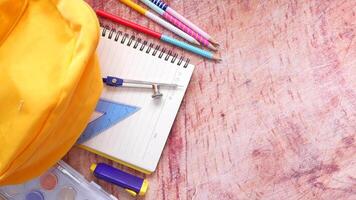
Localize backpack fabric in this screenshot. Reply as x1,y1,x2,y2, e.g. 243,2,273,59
0,0,102,184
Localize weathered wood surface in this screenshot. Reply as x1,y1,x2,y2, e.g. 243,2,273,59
65,0,356,199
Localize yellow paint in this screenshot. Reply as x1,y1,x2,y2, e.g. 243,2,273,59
119,0,147,15
77,145,152,174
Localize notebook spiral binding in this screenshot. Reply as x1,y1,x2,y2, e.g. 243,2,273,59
101,26,190,68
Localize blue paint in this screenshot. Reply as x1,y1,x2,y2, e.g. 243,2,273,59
161,35,213,59
25,190,44,200
77,99,139,144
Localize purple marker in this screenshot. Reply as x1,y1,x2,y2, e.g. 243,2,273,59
90,163,148,196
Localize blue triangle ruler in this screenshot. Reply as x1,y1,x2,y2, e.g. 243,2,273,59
77,99,140,144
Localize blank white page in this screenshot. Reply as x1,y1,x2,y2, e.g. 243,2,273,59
81,28,194,173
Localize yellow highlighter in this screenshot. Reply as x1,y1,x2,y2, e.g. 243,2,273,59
90,163,148,196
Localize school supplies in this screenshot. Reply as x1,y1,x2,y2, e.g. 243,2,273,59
118,0,200,45
148,0,218,45
102,76,180,88
77,99,140,144
0,161,117,200
90,163,148,197
102,76,181,99
139,0,216,50
78,27,195,173
96,10,221,60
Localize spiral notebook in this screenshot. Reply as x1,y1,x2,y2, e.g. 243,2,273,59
79,27,194,173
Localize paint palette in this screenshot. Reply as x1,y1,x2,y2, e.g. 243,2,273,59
0,161,117,200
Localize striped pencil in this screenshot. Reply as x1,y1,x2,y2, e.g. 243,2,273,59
96,10,221,61
139,0,217,51
149,0,219,46
119,0,200,46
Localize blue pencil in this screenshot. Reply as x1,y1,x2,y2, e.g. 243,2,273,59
96,10,221,61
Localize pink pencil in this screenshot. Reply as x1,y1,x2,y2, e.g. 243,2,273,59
140,0,218,50
147,0,219,46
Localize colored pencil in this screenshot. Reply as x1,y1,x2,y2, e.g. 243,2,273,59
148,0,218,46
139,0,217,51
96,10,221,61
118,0,200,46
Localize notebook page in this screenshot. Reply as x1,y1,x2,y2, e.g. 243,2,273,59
81,29,194,172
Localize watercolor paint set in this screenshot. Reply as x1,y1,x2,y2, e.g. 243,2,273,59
0,161,117,200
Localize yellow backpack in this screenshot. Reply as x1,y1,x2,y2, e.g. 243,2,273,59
0,0,102,185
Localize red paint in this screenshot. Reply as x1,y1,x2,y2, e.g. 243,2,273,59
342,136,354,147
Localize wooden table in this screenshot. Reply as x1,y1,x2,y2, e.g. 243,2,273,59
65,0,356,199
